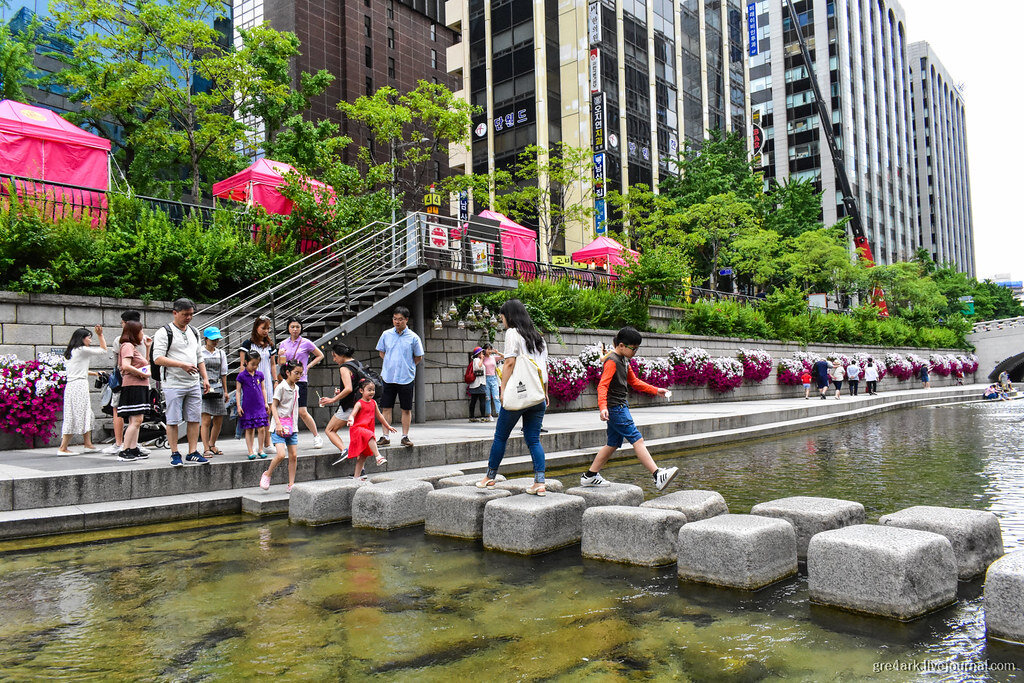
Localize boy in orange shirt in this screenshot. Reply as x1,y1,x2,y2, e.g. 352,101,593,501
579,327,679,491
801,370,813,399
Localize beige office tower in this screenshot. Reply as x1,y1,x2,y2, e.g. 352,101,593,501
445,0,750,260
908,41,975,276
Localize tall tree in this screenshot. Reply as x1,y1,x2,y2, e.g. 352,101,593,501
783,226,860,297
659,130,762,209
759,178,824,238
0,18,39,102
679,192,757,290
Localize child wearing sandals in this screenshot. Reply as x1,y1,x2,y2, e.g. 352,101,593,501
236,352,269,460
260,361,303,492
346,379,396,480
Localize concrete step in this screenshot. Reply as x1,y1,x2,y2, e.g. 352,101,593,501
241,490,290,516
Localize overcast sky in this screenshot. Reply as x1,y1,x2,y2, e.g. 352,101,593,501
896,0,1023,280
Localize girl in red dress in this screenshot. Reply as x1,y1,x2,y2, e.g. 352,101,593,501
347,379,396,479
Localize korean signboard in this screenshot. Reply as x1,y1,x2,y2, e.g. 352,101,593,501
747,3,758,56
589,48,600,93
592,92,605,152
593,151,605,199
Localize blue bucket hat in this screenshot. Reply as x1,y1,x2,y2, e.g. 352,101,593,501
203,326,223,340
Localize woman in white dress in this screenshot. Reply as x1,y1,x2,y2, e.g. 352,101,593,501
58,325,109,455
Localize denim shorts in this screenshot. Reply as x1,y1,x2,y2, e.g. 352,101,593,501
605,405,644,449
271,431,299,446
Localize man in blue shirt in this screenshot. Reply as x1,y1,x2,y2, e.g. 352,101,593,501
376,306,424,447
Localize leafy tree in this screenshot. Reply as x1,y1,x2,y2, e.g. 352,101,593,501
679,192,757,290
604,182,684,251
784,226,860,296
731,227,785,293
863,260,944,322
617,245,691,303
759,178,823,238
659,130,761,209
972,280,1024,321
0,18,39,102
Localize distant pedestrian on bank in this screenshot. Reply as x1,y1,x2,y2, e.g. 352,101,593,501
58,325,109,456
846,361,861,396
466,346,487,422
200,327,229,458
260,361,304,492
115,320,152,462
345,379,395,480
864,358,879,395
482,343,503,419
813,357,831,400
105,310,146,456
277,318,325,448
831,362,845,399
920,364,931,390
476,299,549,495
320,343,360,463
578,326,679,491
375,306,423,448
236,352,270,459
801,370,812,399
152,298,211,467
238,315,277,455
954,367,964,385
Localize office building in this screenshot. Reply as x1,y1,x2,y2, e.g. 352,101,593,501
748,0,918,266
908,41,974,276
446,0,750,258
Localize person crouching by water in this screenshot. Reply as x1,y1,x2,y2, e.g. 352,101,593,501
476,299,549,495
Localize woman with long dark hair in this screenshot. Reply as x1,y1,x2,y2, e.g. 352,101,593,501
476,299,549,495
58,325,109,456
238,315,277,455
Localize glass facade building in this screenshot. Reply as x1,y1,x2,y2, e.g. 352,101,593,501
447,0,750,257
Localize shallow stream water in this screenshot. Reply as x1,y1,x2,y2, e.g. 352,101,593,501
1,401,1023,681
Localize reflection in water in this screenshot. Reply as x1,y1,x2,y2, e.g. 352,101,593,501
1,403,1023,680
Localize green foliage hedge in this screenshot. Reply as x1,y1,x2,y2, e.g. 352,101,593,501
0,194,301,302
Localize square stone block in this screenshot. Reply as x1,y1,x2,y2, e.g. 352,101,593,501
425,486,512,539
640,490,729,521
565,483,644,508
807,524,957,620
677,514,798,590
289,479,369,526
582,506,688,566
352,480,434,530
483,493,587,555
241,491,289,516
493,477,563,494
436,474,506,489
984,550,1024,644
751,496,866,560
369,466,464,488
878,506,1004,580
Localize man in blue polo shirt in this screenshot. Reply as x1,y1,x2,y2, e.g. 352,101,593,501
376,306,424,447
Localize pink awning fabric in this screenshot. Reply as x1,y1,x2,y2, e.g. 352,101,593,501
571,236,639,273
477,209,538,264
0,100,110,190
213,158,334,216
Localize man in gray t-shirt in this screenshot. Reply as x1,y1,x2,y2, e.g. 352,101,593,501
152,298,211,467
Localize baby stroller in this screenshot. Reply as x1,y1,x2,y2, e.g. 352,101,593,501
139,387,169,450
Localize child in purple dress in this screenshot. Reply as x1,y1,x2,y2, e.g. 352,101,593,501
235,352,269,459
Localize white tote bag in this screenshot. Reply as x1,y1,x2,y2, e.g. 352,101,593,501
501,331,546,411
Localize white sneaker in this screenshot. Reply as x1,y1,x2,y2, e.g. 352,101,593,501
654,466,680,491
102,444,120,454
138,446,152,456
263,445,275,455
312,436,324,449
580,472,611,487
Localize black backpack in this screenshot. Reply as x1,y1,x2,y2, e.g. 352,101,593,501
341,360,384,409
150,323,199,383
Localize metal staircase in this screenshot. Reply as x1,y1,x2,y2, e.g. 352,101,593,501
196,212,519,366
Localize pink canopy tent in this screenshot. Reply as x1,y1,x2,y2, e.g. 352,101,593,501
213,159,335,252
476,209,538,266
0,100,111,225
571,236,639,275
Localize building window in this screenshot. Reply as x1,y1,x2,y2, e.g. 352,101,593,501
431,23,436,41
364,15,371,38
387,0,394,20
388,57,396,79
388,27,395,49
366,76,373,94
433,160,441,182
431,49,437,68
365,45,372,68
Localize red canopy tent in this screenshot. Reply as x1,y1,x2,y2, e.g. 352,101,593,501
571,236,639,275
213,159,335,252
0,100,111,225
476,210,538,266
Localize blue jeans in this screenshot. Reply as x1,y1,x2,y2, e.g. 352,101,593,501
485,375,500,416
487,400,546,482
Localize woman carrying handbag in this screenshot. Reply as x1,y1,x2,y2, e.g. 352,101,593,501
476,299,549,495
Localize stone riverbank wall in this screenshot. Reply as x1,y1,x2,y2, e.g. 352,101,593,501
0,291,973,447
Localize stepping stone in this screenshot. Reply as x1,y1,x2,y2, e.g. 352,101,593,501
241,491,289,516
984,550,1024,644
807,524,957,620
369,466,465,488
425,486,512,539
436,474,507,489
878,506,1004,580
483,493,586,555
582,506,687,566
677,514,797,590
751,496,865,560
641,490,729,521
289,479,369,526
352,480,434,530
493,478,564,494
565,483,644,509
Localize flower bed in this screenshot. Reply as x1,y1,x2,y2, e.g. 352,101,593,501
578,344,605,384
546,357,589,404
0,353,66,444
929,353,952,377
776,357,806,386
884,352,914,381
669,347,710,386
707,357,744,393
632,356,672,388
960,354,979,374
738,348,773,382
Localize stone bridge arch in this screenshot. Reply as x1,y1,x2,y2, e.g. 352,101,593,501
968,317,1024,382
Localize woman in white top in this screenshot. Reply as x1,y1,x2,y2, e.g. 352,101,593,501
863,359,879,395
830,362,845,399
58,325,109,455
476,299,549,495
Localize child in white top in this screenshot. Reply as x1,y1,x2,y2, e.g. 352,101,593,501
58,325,109,455
260,361,303,492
